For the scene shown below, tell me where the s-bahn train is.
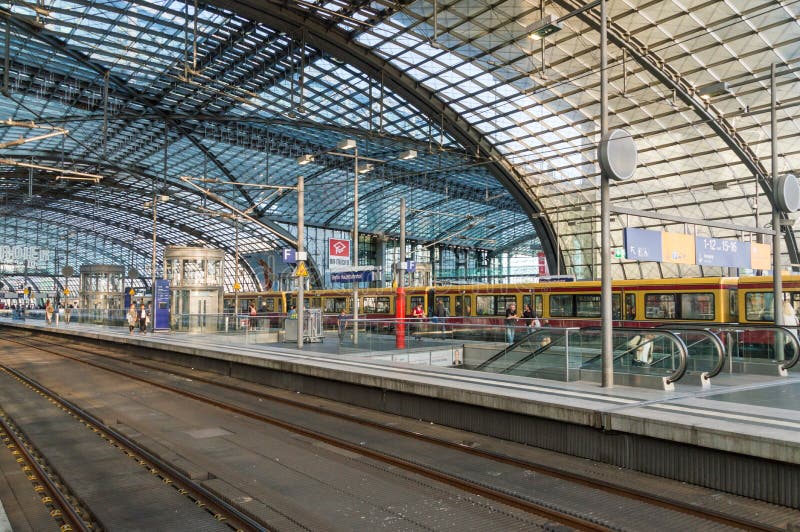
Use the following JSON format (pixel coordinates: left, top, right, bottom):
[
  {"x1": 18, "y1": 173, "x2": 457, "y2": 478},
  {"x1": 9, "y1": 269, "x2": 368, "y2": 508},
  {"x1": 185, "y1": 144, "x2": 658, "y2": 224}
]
[{"x1": 225, "y1": 275, "x2": 800, "y2": 332}]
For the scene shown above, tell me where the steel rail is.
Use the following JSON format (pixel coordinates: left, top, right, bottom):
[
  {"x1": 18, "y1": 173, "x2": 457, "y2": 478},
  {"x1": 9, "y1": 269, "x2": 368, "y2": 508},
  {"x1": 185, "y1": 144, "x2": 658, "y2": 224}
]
[
  {"x1": 3, "y1": 333, "x2": 614, "y2": 531},
  {"x1": 0, "y1": 382, "x2": 92, "y2": 532},
  {"x1": 3, "y1": 331, "x2": 783, "y2": 532}
]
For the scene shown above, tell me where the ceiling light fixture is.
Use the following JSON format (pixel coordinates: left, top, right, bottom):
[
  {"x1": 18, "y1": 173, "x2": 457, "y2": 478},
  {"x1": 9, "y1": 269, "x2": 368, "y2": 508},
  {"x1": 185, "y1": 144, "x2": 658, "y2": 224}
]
[
  {"x1": 526, "y1": 14, "x2": 562, "y2": 40},
  {"x1": 296, "y1": 154, "x2": 314, "y2": 165},
  {"x1": 698, "y1": 81, "x2": 730, "y2": 100},
  {"x1": 337, "y1": 139, "x2": 356, "y2": 151}
]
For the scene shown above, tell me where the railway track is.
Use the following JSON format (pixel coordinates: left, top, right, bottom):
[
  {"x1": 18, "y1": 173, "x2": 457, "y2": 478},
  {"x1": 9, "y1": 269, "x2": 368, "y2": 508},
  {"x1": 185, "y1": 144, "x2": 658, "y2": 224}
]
[
  {"x1": 2, "y1": 329, "x2": 797, "y2": 531},
  {"x1": 0, "y1": 360, "x2": 270, "y2": 531}
]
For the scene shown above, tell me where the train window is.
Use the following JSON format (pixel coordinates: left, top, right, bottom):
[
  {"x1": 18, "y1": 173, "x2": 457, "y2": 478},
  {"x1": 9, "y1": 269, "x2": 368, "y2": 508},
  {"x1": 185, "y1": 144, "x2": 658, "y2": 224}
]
[
  {"x1": 625, "y1": 293, "x2": 636, "y2": 320},
  {"x1": 324, "y1": 297, "x2": 347, "y2": 313},
  {"x1": 645, "y1": 294, "x2": 675, "y2": 319},
  {"x1": 475, "y1": 295, "x2": 493, "y2": 315},
  {"x1": 264, "y1": 298, "x2": 276, "y2": 312},
  {"x1": 550, "y1": 295, "x2": 574, "y2": 317},
  {"x1": 363, "y1": 297, "x2": 391, "y2": 314},
  {"x1": 497, "y1": 295, "x2": 516, "y2": 316},
  {"x1": 745, "y1": 292, "x2": 773, "y2": 321},
  {"x1": 790, "y1": 293, "x2": 800, "y2": 322},
  {"x1": 534, "y1": 295, "x2": 543, "y2": 318},
  {"x1": 729, "y1": 289, "x2": 738, "y2": 319},
  {"x1": 312, "y1": 297, "x2": 322, "y2": 308},
  {"x1": 681, "y1": 293, "x2": 714, "y2": 320},
  {"x1": 576, "y1": 295, "x2": 601, "y2": 317},
  {"x1": 409, "y1": 296, "x2": 425, "y2": 314},
  {"x1": 454, "y1": 295, "x2": 472, "y2": 316},
  {"x1": 522, "y1": 294, "x2": 532, "y2": 311}
]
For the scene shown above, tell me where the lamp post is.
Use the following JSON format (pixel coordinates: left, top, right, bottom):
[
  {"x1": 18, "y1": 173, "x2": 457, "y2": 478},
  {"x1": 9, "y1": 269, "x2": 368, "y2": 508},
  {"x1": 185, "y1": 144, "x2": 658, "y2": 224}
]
[
  {"x1": 145, "y1": 193, "x2": 169, "y2": 332},
  {"x1": 298, "y1": 141, "x2": 416, "y2": 346}
]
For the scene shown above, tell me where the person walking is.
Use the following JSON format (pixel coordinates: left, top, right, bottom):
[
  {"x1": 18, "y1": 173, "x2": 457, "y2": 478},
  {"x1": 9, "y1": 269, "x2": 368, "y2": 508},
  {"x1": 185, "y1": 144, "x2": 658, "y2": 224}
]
[
  {"x1": 138, "y1": 303, "x2": 148, "y2": 334},
  {"x1": 45, "y1": 299, "x2": 54, "y2": 326},
  {"x1": 127, "y1": 303, "x2": 138, "y2": 334},
  {"x1": 505, "y1": 302, "x2": 519, "y2": 343},
  {"x1": 64, "y1": 304, "x2": 73, "y2": 325}
]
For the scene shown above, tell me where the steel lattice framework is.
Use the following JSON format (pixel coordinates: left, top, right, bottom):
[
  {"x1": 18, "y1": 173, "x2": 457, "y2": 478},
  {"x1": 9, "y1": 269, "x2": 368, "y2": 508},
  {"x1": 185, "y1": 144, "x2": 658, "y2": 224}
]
[{"x1": 0, "y1": 0, "x2": 798, "y2": 289}]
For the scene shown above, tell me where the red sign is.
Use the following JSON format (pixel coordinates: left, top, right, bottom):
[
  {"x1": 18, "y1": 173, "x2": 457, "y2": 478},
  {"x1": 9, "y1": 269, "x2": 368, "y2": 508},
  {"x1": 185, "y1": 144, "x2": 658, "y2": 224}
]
[
  {"x1": 329, "y1": 238, "x2": 351, "y2": 267},
  {"x1": 537, "y1": 251, "x2": 547, "y2": 275}
]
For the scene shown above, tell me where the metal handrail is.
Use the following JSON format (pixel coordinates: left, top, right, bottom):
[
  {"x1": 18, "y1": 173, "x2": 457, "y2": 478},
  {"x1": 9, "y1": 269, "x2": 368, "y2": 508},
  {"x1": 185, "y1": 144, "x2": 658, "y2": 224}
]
[
  {"x1": 658, "y1": 322, "x2": 800, "y2": 373},
  {"x1": 474, "y1": 327, "x2": 578, "y2": 372},
  {"x1": 581, "y1": 326, "x2": 689, "y2": 384},
  {"x1": 500, "y1": 329, "x2": 573, "y2": 374},
  {"x1": 654, "y1": 325, "x2": 726, "y2": 380}
]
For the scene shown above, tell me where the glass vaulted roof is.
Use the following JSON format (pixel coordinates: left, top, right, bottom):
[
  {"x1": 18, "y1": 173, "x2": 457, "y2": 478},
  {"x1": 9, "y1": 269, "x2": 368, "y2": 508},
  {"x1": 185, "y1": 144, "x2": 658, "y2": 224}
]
[{"x1": 0, "y1": 0, "x2": 799, "y2": 290}]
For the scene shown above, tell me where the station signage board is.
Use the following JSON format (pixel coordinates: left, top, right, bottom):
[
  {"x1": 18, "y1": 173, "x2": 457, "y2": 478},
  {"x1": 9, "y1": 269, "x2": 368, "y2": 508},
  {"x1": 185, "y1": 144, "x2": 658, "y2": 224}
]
[
  {"x1": 328, "y1": 238, "x2": 350, "y2": 267},
  {"x1": 331, "y1": 270, "x2": 374, "y2": 283},
  {"x1": 624, "y1": 228, "x2": 662, "y2": 261},
  {"x1": 661, "y1": 232, "x2": 695, "y2": 264},
  {"x1": 695, "y1": 237, "x2": 750, "y2": 268},
  {"x1": 750, "y1": 242, "x2": 772, "y2": 270},
  {"x1": 153, "y1": 279, "x2": 170, "y2": 331},
  {"x1": 536, "y1": 251, "x2": 547, "y2": 275}
]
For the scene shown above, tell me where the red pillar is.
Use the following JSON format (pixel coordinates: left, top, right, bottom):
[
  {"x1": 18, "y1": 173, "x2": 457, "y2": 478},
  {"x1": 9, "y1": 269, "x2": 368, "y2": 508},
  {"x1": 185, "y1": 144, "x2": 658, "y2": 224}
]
[{"x1": 395, "y1": 286, "x2": 406, "y2": 348}]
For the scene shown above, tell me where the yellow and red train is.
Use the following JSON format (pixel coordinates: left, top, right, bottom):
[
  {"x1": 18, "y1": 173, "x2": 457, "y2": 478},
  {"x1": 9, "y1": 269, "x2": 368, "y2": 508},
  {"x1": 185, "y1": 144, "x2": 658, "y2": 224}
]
[{"x1": 225, "y1": 275, "x2": 800, "y2": 329}]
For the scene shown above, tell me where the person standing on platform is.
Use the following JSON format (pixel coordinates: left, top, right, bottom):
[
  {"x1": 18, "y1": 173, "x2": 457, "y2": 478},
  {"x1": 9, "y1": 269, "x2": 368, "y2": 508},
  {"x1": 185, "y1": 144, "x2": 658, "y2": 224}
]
[
  {"x1": 522, "y1": 304, "x2": 536, "y2": 332},
  {"x1": 338, "y1": 309, "x2": 347, "y2": 341},
  {"x1": 412, "y1": 302, "x2": 425, "y2": 340},
  {"x1": 127, "y1": 303, "x2": 138, "y2": 334},
  {"x1": 433, "y1": 299, "x2": 447, "y2": 332},
  {"x1": 45, "y1": 300, "x2": 54, "y2": 326},
  {"x1": 65, "y1": 304, "x2": 73, "y2": 325},
  {"x1": 138, "y1": 303, "x2": 148, "y2": 334},
  {"x1": 782, "y1": 300, "x2": 798, "y2": 356},
  {"x1": 248, "y1": 303, "x2": 258, "y2": 329},
  {"x1": 505, "y1": 302, "x2": 519, "y2": 343}
]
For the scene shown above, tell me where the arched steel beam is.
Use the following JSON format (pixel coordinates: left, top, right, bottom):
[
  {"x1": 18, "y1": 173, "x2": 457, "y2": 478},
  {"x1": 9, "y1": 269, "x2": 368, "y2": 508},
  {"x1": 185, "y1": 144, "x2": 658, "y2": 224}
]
[{"x1": 205, "y1": 0, "x2": 558, "y2": 274}]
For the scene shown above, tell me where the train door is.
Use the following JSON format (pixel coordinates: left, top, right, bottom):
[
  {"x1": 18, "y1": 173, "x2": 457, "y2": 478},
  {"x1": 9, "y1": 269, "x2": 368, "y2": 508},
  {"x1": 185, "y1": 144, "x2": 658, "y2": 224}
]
[
  {"x1": 455, "y1": 295, "x2": 472, "y2": 316},
  {"x1": 624, "y1": 293, "x2": 636, "y2": 321},
  {"x1": 533, "y1": 294, "x2": 543, "y2": 320}
]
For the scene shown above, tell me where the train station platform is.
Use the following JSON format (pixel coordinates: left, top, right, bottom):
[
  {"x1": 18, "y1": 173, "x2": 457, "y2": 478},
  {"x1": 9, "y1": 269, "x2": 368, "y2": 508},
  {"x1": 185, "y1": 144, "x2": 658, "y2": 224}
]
[{"x1": 2, "y1": 317, "x2": 800, "y2": 508}]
